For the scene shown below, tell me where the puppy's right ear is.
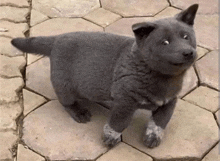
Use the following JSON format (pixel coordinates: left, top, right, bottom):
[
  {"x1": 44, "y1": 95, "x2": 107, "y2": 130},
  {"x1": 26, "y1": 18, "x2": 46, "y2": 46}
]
[
  {"x1": 175, "y1": 4, "x2": 199, "y2": 26},
  {"x1": 132, "y1": 22, "x2": 156, "y2": 41}
]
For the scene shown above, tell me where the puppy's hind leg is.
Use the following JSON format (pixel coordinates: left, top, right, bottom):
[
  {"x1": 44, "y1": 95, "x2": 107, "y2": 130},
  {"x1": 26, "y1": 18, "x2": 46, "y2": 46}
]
[
  {"x1": 52, "y1": 76, "x2": 91, "y2": 123},
  {"x1": 64, "y1": 101, "x2": 92, "y2": 123}
]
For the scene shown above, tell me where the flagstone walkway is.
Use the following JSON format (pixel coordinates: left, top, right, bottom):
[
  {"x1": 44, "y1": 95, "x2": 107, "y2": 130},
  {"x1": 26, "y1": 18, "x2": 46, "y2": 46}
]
[{"x1": 0, "y1": 0, "x2": 219, "y2": 160}]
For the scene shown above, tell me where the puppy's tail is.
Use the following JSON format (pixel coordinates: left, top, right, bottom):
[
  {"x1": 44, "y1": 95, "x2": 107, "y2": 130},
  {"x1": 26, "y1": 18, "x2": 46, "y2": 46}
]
[{"x1": 11, "y1": 36, "x2": 55, "y2": 56}]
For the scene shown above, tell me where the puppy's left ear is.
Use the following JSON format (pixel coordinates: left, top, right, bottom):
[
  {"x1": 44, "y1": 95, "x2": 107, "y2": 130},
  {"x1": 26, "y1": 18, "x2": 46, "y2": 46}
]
[
  {"x1": 132, "y1": 22, "x2": 157, "y2": 41},
  {"x1": 175, "y1": 4, "x2": 199, "y2": 26}
]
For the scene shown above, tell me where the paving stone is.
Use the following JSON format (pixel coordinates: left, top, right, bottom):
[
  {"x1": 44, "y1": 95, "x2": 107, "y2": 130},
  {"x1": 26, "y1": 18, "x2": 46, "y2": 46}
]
[
  {"x1": 23, "y1": 89, "x2": 47, "y2": 116},
  {"x1": 154, "y1": 7, "x2": 181, "y2": 19},
  {"x1": 97, "y1": 142, "x2": 153, "y2": 161},
  {"x1": 0, "y1": 21, "x2": 28, "y2": 38},
  {"x1": 30, "y1": 9, "x2": 49, "y2": 27},
  {"x1": 27, "y1": 53, "x2": 43, "y2": 65},
  {"x1": 32, "y1": 0, "x2": 100, "y2": 18},
  {"x1": 196, "y1": 50, "x2": 219, "y2": 90},
  {"x1": 197, "y1": 46, "x2": 209, "y2": 60},
  {"x1": 101, "y1": 0, "x2": 169, "y2": 17},
  {"x1": 0, "y1": 77, "x2": 24, "y2": 104},
  {"x1": 0, "y1": 6, "x2": 29, "y2": 23},
  {"x1": 123, "y1": 99, "x2": 219, "y2": 160},
  {"x1": 202, "y1": 143, "x2": 220, "y2": 161},
  {"x1": 194, "y1": 14, "x2": 218, "y2": 50},
  {"x1": 0, "y1": 102, "x2": 22, "y2": 131},
  {"x1": 30, "y1": 18, "x2": 103, "y2": 37},
  {"x1": 84, "y1": 8, "x2": 121, "y2": 27},
  {"x1": 26, "y1": 57, "x2": 57, "y2": 99},
  {"x1": 178, "y1": 66, "x2": 198, "y2": 98},
  {"x1": 0, "y1": 131, "x2": 18, "y2": 160},
  {"x1": 17, "y1": 144, "x2": 45, "y2": 161},
  {"x1": 0, "y1": 0, "x2": 29, "y2": 7},
  {"x1": 215, "y1": 110, "x2": 219, "y2": 127},
  {"x1": 183, "y1": 86, "x2": 219, "y2": 112},
  {"x1": 23, "y1": 100, "x2": 109, "y2": 160},
  {"x1": 0, "y1": 37, "x2": 23, "y2": 56},
  {"x1": 105, "y1": 17, "x2": 153, "y2": 37},
  {"x1": 0, "y1": 55, "x2": 26, "y2": 78},
  {"x1": 170, "y1": 0, "x2": 218, "y2": 14}
]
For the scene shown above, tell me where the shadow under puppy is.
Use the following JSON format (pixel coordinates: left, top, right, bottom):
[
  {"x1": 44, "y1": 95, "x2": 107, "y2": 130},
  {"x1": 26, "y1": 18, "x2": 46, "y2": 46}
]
[{"x1": 11, "y1": 4, "x2": 199, "y2": 148}]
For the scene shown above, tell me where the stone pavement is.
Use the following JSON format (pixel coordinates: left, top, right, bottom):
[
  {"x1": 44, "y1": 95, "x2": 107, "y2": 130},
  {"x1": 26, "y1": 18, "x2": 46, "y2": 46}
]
[{"x1": 0, "y1": 0, "x2": 219, "y2": 160}]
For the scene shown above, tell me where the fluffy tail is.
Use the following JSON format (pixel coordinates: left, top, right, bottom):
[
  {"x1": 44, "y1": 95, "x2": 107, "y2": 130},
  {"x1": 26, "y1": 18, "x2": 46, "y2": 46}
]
[{"x1": 11, "y1": 36, "x2": 55, "y2": 56}]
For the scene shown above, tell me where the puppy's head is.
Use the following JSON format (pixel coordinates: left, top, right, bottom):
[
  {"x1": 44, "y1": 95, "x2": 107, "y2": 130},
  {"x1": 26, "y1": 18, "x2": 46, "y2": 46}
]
[{"x1": 132, "y1": 4, "x2": 199, "y2": 76}]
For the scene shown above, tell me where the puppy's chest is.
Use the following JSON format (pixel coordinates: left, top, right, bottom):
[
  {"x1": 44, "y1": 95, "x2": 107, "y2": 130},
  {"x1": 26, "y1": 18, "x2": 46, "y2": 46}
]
[
  {"x1": 130, "y1": 73, "x2": 184, "y2": 106},
  {"x1": 112, "y1": 55, "x2": 184, "y2": 106}
]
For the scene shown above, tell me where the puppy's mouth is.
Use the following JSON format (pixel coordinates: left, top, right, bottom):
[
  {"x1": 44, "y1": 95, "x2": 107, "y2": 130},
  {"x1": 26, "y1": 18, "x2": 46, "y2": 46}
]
[
  {"x1": 168, "y1": 62, "x2": 185, "y2": 66},
  {"x1": 168, "y1": 59, "x2": 195, "y2": 67}
]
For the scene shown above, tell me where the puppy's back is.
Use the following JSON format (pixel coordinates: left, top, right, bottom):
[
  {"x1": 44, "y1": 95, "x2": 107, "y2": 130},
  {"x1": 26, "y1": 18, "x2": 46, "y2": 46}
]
[{"x1": 51, "y1": 32, "x2": 135, "y2": 101}]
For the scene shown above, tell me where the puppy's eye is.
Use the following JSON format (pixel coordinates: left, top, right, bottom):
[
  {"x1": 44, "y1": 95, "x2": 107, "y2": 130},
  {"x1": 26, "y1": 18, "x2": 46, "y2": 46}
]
[
  {"x1": 183, "y1": 34, "x2": 189, "y2": 40},
  {"x1": 162, "y1": 40, "x2": 169, "y2": 45}
]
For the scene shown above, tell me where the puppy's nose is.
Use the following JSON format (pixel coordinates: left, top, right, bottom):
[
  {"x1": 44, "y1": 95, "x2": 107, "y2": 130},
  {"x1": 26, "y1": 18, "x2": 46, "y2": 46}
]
[{"x1": 182, "y1": 50, "x2": 194, "y2": 58}]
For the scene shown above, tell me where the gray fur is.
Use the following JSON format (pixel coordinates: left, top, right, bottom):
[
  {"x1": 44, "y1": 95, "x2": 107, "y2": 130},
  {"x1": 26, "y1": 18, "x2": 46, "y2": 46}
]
[{"x1": 11, "y1": 4, "x2": 199, "y2": 148}]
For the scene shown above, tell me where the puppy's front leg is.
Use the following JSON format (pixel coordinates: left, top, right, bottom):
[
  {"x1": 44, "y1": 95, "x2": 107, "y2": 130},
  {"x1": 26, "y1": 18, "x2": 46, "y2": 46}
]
[
  {"x1": 103, "y1": 101, "x2": 136, "y2": 147},
  {"x1": 143, "y1": 98, "x2": 177, "y2": 148}
]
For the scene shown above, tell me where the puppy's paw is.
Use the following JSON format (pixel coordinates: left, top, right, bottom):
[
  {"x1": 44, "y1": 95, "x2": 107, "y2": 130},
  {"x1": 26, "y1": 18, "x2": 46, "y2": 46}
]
[
  {"x1": 66, "y1": 107, "x2": 92, "y2": 123},
  {"x1": 143, "y1": 121, "x2": 164, "y2": 148},
  {"x1": 103, "y1": 133, "x2": 121, "y2": 147},
  {"x1": 103, "y1": 124, "x2": 121, "y2": 147},
  {"x1": 73, "y1": 108, "x2": 92, "y2": 123},
  {"x1": 143, "y1": 132, "x2": 161, "y2": 148}
]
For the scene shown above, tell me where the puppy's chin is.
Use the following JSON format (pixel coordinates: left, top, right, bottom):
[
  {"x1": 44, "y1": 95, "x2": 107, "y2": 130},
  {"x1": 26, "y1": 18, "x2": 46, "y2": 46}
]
[{"x1": 148, "y1": 60, "x2": 193, "y2": 76}]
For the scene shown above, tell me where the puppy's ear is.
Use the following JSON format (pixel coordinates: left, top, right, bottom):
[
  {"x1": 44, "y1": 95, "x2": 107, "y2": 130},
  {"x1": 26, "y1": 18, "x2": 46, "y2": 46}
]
[
  {"x1": 175, "y1": 4, "x2": 199, "y2": 26},
  {"x1": 132, "y1": 22, "x2": 156, "y2": 40}
]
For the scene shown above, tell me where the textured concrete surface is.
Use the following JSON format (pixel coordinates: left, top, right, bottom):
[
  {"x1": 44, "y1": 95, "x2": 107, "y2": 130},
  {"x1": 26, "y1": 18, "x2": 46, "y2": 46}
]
[
  {"x1": 197, "y1": 46, "x2": 209, "y2": 60},
  {"x1": 0, "y1": 131, "x2": 18, "y2": 160},
  {"x1": 27, "y1": 53, "x2": 43, "y2": 65},
  {"x1": 32, "y1": 0, "x2": 100, "y2": 17},
  {"x1": 1, "y1": 0, "x2": 219, "y2": 160},
  {"x1": 84, "y1": 8, "x2": 121, "y2": 27},
  {"x1": 0, "y1": 77, "x2": 24, "y2": 103},
  {"x1": 23, "y1": 100, "x2": 109, "y2": 160},
  {"x1": 202, "y1": 143, "x2": 220, "y2": 161},
  {"x1": 215, "y1": 110, "x2": 219, "y2": 127},
  {"x1": 0, "y1": 37, "x2": 23, "y2": 56},
  {"x1": 0, "y1": 6, "x2": 29, "y2": 22},
  {"x1": 183, "y1": 86, "x2": 219, "y2": 112},
  {"x1": 26, "y1": 57, "x2": 57, "y2": 99},
  {"x1": 17, "y1": 144, "x2": 45, "y2": 161},
  {"x1": 178, "y1": 66, "x2": 198, "y2": 98},
  {"x1": 196, "y1": 50, "x2": 219, "y2": 90},
  {"x1": 0, "y1": 55, "x2": 26, "y2": 78},
  {"x1": 0, "y1": 21, "x2": 28, "y2": 38},
  {"x1": 22, "y1": 89, "x2": 47, "y2": 116},
  {"x1": 30, "y1": 18, "x2": 103, "y2": 36},
  {"x1": 0, "y1": 102, "x2": 22, "y2": 131},
  {"x1": 194, "y1": 14, "x2": 218, "y2": 50},
  {"x1": 30, "y1": 9, "x2": 49, "y2": 27},
  {"x1": 96, "y1": 143, "x2": 153, "y2": 161},
  {"x1": 122, "y1": 99, "x2": 219, "y2": 160},
  {"x1": 0, "y1": 0, "x2": 29, "y2": 7},
  {"x1": 170, "y1": 0, "x2": 218, "y2": 14},
  {"x1": 101, "y1": 0, "x2": 169, "y2": 17},
  {"x1": 106, "y1": 17, "x2": 153, "y2": 36}
]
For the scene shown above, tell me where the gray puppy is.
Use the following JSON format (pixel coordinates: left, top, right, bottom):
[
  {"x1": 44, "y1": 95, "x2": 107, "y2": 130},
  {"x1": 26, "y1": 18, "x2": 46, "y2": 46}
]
[{"x1": 11, "y1": 4, "x2": 198, "y2": 148}]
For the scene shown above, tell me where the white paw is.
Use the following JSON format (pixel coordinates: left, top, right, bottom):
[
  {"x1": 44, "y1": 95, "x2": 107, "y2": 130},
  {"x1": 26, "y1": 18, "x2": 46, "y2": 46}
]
[
  {"x1": 143, "y1": 120, "x2": 164, "y2": 148},
  {"x1": 103, "y1": 123, "x2": 121, "y2": 147}
]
